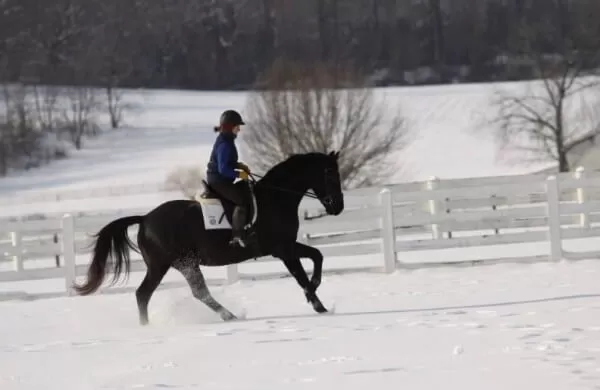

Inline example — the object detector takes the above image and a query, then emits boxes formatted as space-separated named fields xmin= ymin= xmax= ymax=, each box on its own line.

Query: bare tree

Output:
xmin=241 ymin=59 xmax=410 ymax=189
xmin=3 ymin=0 xmax=600 ymax=92
xmin=30 ymin=84 xmax=61 ymax=131
xmin=91 ymin=0 xmax=142 ymax=129
xmin=488 ymin=20 xmax=600 ymax=172
xmin=0 ymin=83 xmax=47 ymax=173
xmin=58 ymin=87 xmax=102 ymax=150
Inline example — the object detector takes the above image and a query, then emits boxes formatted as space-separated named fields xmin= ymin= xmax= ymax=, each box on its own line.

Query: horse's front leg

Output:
xmin=274 ymin=246 xmax=327 ymax=313
xmin=294 ymin=242 xmax=323 ymax=290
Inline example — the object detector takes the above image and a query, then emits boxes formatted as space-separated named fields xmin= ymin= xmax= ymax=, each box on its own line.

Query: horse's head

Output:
xmin=304 ymin=151 xmax=344 ymax=216
xmin=258 ymin=151 xmax=345 ymax=215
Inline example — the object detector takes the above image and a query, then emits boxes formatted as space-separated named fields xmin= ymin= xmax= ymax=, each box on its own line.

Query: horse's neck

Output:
xmin=256 ymin=173 xmax=308 ymax=213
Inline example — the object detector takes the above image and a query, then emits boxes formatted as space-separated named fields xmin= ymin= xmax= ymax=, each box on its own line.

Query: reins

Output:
xmin=248 ymin=172 xmax=319 ymax=199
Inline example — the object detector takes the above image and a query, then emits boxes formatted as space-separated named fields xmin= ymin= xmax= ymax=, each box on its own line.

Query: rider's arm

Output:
xmin=216 ymin=142 xmax=237 ymax=180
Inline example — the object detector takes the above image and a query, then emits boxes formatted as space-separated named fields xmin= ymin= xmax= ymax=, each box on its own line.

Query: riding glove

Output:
xmin=237 ymin=162 xmax=251 ymax=173
xmin=238 ymin=170 xmax=250 ymax=181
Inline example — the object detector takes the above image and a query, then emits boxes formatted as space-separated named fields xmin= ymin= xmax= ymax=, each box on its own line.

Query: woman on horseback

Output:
xmin=206 ymin=109 xmax=252 ymax=247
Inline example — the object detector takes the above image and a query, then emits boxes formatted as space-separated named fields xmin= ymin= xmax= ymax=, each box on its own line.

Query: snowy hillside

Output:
xmin=0 ymin=82 xmax=561 ymax=209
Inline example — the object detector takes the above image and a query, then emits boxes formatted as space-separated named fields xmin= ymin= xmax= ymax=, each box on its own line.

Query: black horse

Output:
xmin=73 ymin=151 xmax=344 ymax=325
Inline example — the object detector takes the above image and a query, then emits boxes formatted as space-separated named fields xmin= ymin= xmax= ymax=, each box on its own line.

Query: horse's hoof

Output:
xmin=220 ymin=311 xmax=238 ymax=321
xmin=312 ymin=302 xmax=328 ymax=313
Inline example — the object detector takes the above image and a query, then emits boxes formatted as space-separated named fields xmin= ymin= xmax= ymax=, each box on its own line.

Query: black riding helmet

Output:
xmin=220 ymin=109 xmax=245 ymax=126
xmin=214 ymin=109 xmax=245 ymax=132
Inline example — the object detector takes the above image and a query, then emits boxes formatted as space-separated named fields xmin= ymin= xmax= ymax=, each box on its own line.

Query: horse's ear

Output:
xmin=329 ymin=150 xmax=340 ymax=159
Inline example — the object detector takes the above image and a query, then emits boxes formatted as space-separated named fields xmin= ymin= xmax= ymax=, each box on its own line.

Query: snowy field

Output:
xmin=0 ymin=81 xmax=560 ymax=218
xmin=2 ymin=81 xmax=600 ymax=389
xmin=1 ymin=259 xmax=600 ymax=389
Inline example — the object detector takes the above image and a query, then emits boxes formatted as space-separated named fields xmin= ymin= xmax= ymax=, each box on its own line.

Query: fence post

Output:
xmin=61 ymin=214 xmax=77 ymax=296
xmin=380 ymin=188 xmax=396 ymax=273
xmin=11 ymin=231 xmax=23 ymax=272
xmin=445 ymin=197 xmax=452 ymax=239
xmin=491 ymin=194 xmax=500 ymax=235
xmin=54 ymin=233 xmax=60 ymax=267
xmin=303 ymin=210 xmax=311 ymax=241
xmin=546 ymin=176 xmax=562 ymax=262
xmin=426 ymin=176 xmax=440 ymax=239
xmin=574 ymin=166 xmax=589 ymax=228
xmin=226 ymin=264 xmax=239 ymax=284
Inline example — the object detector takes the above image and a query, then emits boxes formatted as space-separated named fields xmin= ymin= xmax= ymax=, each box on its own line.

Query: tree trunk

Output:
xmin=556 ymin=97 xmax=569 ymax=172
xmin=430 ymin=0 xmax=444 ymax=69
xmin=558 ymin=151 xmax=569 ymax=172
xmin=317 ymin=0 xmax=329 ymax=61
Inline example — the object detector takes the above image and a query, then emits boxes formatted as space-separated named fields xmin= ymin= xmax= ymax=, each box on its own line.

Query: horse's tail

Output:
xmin=73 ymin=216 xmax=144 ymax=295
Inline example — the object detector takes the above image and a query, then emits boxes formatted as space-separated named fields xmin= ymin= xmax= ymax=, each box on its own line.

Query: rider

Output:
xmin=206 ymin=109 xmax=252 ymax=247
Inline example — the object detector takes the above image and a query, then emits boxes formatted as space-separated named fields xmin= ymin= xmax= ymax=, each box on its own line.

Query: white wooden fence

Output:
xmin=2 ymin=167 xmax=600 ymax=295
xmin=0 ymin=182 xmax=164 ymax=207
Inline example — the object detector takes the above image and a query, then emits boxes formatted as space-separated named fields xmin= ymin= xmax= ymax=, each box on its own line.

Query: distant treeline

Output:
xmin=1 ymin=0 xmax=599 ymax=90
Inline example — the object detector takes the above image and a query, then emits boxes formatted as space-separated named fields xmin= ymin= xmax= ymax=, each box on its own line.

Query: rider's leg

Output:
xmin=230 ymin=182 xmax=253 ymax=245
xmin=233 ymin=181 xmax=254 ymax=235
xmin=207 ymin=179 xmax=249 ymax=245
xmin=231 ymin=204 xmax=246 ymax=240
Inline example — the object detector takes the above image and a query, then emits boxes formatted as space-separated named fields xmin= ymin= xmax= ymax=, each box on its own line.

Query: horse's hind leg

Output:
xmin=136 ymin=266 xmax=169 ymax=325
xmin=174 ymin=261 xmax=238 ymax=321
xmin=136 ymin=246 xmax=169 ymax=325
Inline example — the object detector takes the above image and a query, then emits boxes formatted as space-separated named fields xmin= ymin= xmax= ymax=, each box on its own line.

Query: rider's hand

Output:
xmin=237 ymin=162 xmax=251 ymax=173
xmin=238 ymin=170 xmax=250 ymax=181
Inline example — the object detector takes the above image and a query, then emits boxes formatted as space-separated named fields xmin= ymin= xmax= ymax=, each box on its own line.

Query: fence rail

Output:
xmin=2 ymin=167 xmax=600 ymax=295
xmin=0 ymin=182 xmax=165 ymax=207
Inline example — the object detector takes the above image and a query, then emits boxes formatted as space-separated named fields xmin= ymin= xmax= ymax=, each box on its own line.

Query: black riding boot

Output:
xmin=230 ymin=205 xmax=247 ymax=247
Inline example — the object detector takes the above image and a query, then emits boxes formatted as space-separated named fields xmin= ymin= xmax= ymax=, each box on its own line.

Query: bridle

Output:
xmin=248 ymin=168 xmax=337 ymax=203
xmin=248 ymin=172 xmax=318 ymax=199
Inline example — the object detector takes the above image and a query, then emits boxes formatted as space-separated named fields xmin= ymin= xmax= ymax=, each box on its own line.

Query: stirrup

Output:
xmin=229 ymin=236 xmax=246 ymax=248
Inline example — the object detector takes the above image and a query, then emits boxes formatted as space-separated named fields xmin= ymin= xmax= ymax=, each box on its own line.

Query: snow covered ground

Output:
xmin=1 ymin=259 xmax=600 ymax=390
xmin=2 ymin=81 xmax=600 ymax=389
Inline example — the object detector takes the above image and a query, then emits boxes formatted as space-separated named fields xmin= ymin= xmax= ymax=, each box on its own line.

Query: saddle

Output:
xmin=197 ymin=180 xmax=257 ymax=235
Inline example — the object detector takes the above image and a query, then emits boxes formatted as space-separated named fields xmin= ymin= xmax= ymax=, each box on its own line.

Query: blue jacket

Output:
xmin=206 ymin=131 xmax=238 ymax=182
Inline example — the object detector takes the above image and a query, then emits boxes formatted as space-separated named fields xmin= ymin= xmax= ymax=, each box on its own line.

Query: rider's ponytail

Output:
xmin=213 ymin=126 xmax=219 ymax=132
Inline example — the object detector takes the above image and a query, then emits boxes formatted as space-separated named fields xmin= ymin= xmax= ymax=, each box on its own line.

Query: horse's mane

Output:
xmin=260 ymin=153 xmax=328 ymax=183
